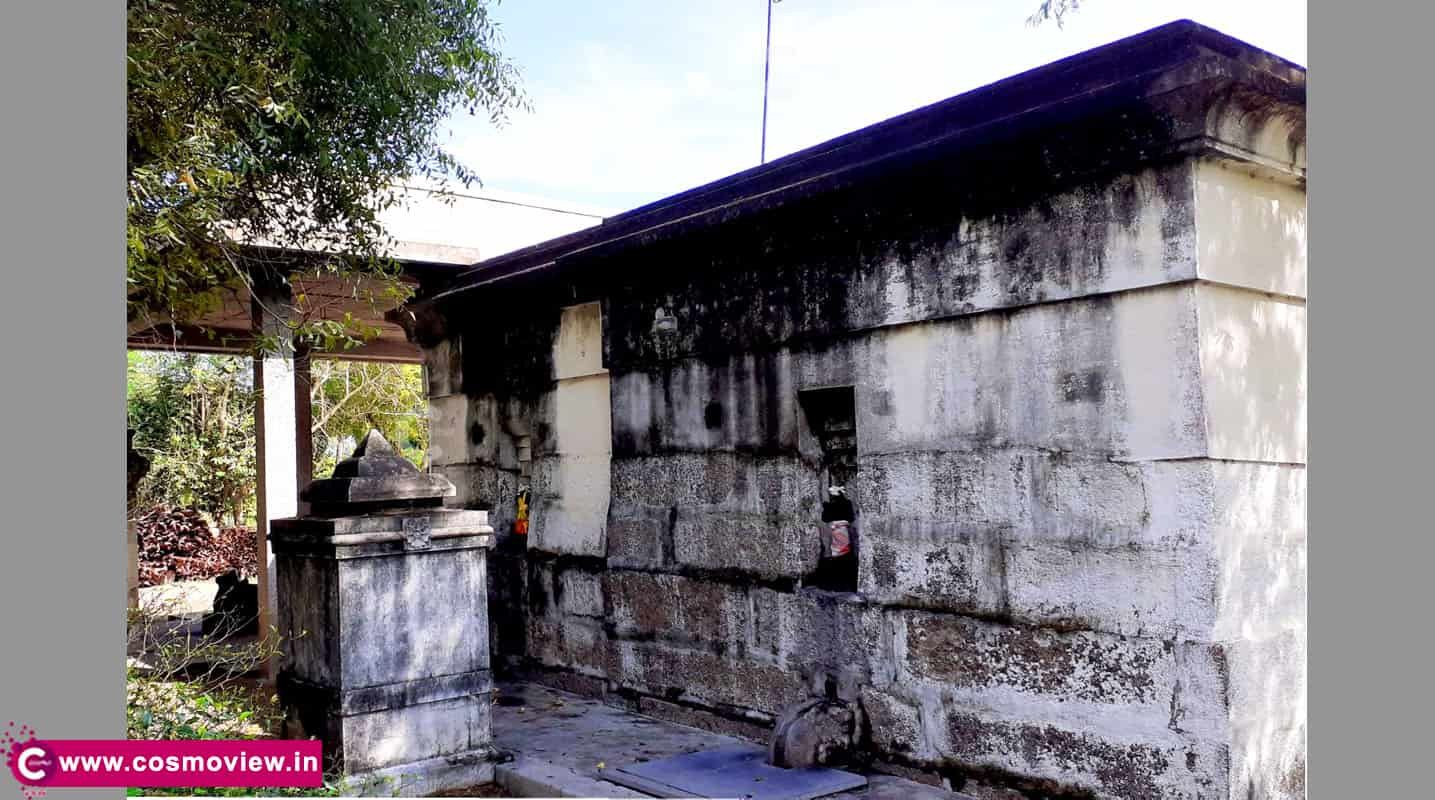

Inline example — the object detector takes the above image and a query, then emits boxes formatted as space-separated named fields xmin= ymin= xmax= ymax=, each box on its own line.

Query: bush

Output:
xmin=128 ymin=353 xmax=257 ymax=527
xmin=124 ymin=602 xmax=408 ymax=797
xmin=126 ymin=601 xmax=342 ymax=797
xmin=126 ymin=602 xmax=283 ymax=741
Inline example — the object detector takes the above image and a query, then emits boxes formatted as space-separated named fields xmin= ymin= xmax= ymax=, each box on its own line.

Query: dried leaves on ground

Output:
xmin=136 ymin=507 xmax=255 ymax=587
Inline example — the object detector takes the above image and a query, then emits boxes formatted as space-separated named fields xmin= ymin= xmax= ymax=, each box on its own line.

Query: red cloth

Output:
xmin=827 ymin=521 xmax=851 ymax=557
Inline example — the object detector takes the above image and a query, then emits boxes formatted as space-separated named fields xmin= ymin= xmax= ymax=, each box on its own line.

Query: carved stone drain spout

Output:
xmin=769 ymin=697 xmax=861 ymax=770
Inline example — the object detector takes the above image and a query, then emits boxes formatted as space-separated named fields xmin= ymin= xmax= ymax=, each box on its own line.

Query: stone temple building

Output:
xmin=402 ymin=20 xmax=1305 ymax=800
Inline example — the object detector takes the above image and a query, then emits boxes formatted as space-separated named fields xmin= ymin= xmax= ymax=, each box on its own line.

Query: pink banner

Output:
xmin=6 ymin=739 xmax=324 ymax=788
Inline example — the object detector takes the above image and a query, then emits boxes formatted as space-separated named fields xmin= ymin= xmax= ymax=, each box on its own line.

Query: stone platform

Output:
xmin=487 ymin=682 xmax=973 ymax=800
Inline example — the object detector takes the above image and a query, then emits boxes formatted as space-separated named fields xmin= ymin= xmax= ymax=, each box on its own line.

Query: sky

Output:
xmin=442 ymin=0 xmax=1307 ymax=216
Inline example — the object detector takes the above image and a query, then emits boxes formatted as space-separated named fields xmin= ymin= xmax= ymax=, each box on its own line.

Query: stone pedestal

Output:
xmin=270 ymin=431 xmax=497 ymax=796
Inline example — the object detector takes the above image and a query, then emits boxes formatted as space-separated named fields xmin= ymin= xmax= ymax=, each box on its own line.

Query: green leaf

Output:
xmin=127 ymin=0 xmax=525 ymax=355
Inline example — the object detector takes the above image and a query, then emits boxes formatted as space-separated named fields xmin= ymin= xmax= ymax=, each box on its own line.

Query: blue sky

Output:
xmin=443 ymin=0 xmax=1307 ymax=214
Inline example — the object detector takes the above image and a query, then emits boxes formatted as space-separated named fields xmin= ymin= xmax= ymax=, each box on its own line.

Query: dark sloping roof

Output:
xmin=420 ymin=19 xmax=1304 ymax=306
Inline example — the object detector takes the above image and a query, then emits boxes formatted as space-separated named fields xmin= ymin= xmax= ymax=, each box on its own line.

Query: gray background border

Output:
xmin=0 ymin=3 xmax=127 ymax=799
xmin=1310 ymin=0 xmax=1430 ymax=796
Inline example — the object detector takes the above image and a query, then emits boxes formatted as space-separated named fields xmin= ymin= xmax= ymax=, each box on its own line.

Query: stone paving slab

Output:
xmin=606 ymin=746 xmax=867 ymax=800
xmin=490 ymin=682 xmax=972 ymax=800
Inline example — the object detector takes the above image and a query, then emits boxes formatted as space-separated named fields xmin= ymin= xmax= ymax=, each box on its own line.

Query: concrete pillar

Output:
xmin=533 ymin=302 xmax=611 ymax=557
xmin=251 ymin=282 xmax=314 ymax=650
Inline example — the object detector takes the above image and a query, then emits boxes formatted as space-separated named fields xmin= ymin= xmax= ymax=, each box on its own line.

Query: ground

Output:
xmin=138 ymin=579 xmax=223 ymax=616
xmin=486 ymin=681 xmax=973 ymax=800
xmin=126 ymin=590 xmax=974 ymax=800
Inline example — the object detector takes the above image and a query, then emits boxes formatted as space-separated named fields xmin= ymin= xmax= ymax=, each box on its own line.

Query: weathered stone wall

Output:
xmin=422 ymin=148 xmax=1305 ymax=799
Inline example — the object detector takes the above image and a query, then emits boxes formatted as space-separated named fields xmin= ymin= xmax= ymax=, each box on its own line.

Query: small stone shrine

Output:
xmin=270 ymin=430 xmax=497 ymax=795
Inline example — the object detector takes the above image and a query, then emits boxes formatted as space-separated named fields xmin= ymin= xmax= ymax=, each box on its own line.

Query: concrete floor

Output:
xmin=490 ymin=682 xmax=972 ymax=800
xmin=137 ymin=578 xmax=222 ymax=616
xmin=128 ymin=579 xmax=260 ymax=671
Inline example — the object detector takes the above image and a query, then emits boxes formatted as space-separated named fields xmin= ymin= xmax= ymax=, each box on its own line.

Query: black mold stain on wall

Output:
xmin=430 ymin=98 xmax=1186 ymax=393
xmin=583 ymin=106 xmax=1183 ymax=375
xmin=419 ymin=90 xmax=1240 ymax=799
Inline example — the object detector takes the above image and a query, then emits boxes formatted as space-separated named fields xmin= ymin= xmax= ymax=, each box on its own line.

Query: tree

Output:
xmin=1028 ymin=0 xmax=1084 ymax=28
xmin=127 ymin=0 xmax=525 ymax=352
xmin=128 ymin=351 xmax=429 ymax=525
xmin=309 ymin=361 xmax=429 ymax=476
xmin=128 ymin=352 xmax=259 ymax=526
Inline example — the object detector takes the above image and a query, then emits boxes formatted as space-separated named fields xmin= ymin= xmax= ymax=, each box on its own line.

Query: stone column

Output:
xmin=271 ymin=431 xmax=497 ymax=796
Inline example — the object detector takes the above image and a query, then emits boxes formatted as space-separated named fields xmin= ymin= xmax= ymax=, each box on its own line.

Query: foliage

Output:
xmin=123 ymin=601 xmax=397 ymax=796
xmin=1028 ymin=0 xmax=1083 ymax=28
xmin=128 ymin=351 xmax=429 ymax=523
xmin=129 ymin=352 xmax=258 ymax=526
xmin=125 ymin=598 xmax=358 ymax=796
xmin=126 ymin=674 xmax=272 ymax=743
xmin=310 ymin=360 xmax=428 ymax=476
xmin=126 ymin=596 xmax=284 ymax=742
xmin=127 ymin=0 xmax=525 ymax=352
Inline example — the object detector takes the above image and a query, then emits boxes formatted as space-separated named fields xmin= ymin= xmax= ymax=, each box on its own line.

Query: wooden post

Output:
xmin=251 ymin=281 xmax=312 ymax=666
xmin=295 ymin=346 xmax=314 ymax=518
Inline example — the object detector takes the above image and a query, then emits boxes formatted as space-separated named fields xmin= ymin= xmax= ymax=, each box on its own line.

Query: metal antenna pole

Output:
xmin=761 ymin=0 xmax=774 ymax=164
